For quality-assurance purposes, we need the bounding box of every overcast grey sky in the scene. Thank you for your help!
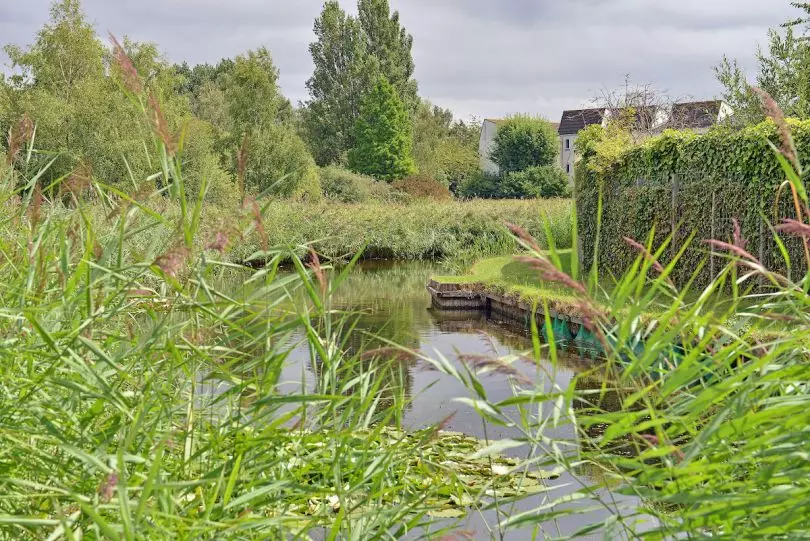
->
[0,0,797,121]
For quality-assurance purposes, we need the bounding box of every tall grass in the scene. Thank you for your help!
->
[417,98,810,537]
[3,41,809,540]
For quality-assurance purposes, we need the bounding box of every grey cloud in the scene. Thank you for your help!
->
[1,0,799,120]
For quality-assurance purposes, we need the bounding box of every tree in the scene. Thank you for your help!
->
[716,2,810,124]
[411,100,478,190]
[357,0,417,109]
[490,115,559,174]
[348,77,415,181]
[303,2,378,165]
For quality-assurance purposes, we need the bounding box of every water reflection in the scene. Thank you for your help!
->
[270,260,648,539]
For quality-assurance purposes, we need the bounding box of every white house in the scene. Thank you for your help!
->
[558,100,733,180]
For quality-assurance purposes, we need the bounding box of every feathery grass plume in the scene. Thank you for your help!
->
[242,197,268,251]
[109,34,142,95]
[307,248,327,299]
[98,471,118,503]
[457,353,532,386]
[623,236,667,275]
[28,183,43,230]
[505,221,542,252]
[751,86,799,171]
[147,89,176,155]
[702,239,758,263]
[425,412,457,442]
[153,244,190,278]
[237,133,249,201]
[732,218,748,251]
[515,255,588,296]
[360,347,419,363]
[776,218,810,238]
[63,161,92,197]
[6,113,34,165]
[205,230,230,254]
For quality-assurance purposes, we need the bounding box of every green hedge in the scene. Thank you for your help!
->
[576,120,810,286]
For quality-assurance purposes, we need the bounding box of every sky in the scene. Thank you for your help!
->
[0,0,798,122]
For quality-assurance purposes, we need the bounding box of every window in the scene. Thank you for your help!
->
[566,164,571,173]
[565,138,570,150]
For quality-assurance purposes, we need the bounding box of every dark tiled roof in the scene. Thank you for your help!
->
[558,108,605,135]
[669,101,722,129]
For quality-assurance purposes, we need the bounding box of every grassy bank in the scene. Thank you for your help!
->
[232,199,573,264]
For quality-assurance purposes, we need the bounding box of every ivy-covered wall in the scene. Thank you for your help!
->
[575,120,810,286]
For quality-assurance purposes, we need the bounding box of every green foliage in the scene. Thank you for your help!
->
[303,0,417,165]
[303,2,381,165]
[348,78,415,181]
[457,171,499,199]
[391,174,452,199]
[501,166,570,199]
[357,0,418,109]
[411,100,479,191]
[243,124,320,200]
[179,118,239,207]
[459,166,568,200]
[229,199,572,262]
[319,166,377,203]
[576,118,810,286]
[490,115,559,174]
[716,3,810,125]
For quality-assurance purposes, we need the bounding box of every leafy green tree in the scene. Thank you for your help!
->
[490,115,559,174]
[304,2,379,165]
[358,0,417,109]
[411,100,478,190]
[244,124,321,200]
[348,78,415,181]
[716,2,810,124]
[2,0,150,184]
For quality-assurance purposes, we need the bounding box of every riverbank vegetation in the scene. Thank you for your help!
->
[3,0,810,539]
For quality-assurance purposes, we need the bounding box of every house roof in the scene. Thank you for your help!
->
[668,100,723,129]
[558,108,605,135]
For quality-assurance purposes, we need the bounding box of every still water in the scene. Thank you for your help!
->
[272,261,647,540]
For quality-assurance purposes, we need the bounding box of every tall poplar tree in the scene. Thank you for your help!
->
[303,2,378,165]
[357,0,418,109]
[303,0,418,166]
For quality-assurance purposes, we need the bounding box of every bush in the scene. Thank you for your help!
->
[501,166,570,199]
[320,166,375,203]
[181,118,240,208]
[458,167,568,199]
[490,115,559,173]
[457,171,501,199]
[391,175,452,199]
[243,124,321,200]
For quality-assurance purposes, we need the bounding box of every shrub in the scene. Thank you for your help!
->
[320,166,375,203]
[457,170,501,199]
[458,167,568,199]
[181,118,240,207]
[501,165,570,199]
[391,174,452,199]
[243,124,321,200]
[490,115,559,173]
